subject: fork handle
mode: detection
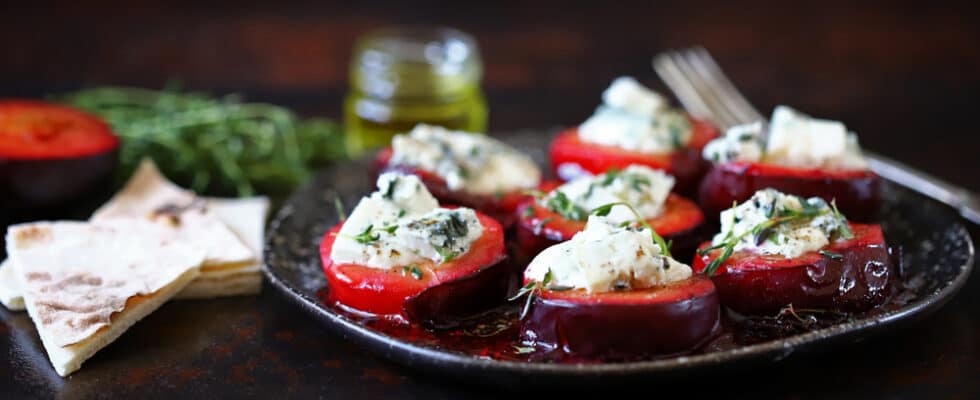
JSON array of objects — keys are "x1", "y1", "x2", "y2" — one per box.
[{"x1": 867, "y1": 152, "x2": 980, "y2": 225}]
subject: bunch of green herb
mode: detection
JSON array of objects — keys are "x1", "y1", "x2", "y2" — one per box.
[
  {"x1": 57, "y1": 86, "x2": 346, "y2": 196},
  {"x1": 698, "y1": 198, "x2": 853, "y2": 277}
]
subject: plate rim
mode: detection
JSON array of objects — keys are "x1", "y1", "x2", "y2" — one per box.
[{"x1": 262, "y1": 154, "x2": 975, "y2": 377}]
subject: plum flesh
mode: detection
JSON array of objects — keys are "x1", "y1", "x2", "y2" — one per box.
[
  {"x1": 520, "y1": 277, "x2": 720, "y2": 360},
  {"x1": 698, "y1": 162, "x2": 881, "y2": 222},
  {"x1": 692, "y1": 224, "x2": 894, "y2": 314}
]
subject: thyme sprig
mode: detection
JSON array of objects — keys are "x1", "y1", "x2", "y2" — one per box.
[
  {"x1": 509, "y1": 269, "x2": 555, "y2": 319},
  {"x1": 698, "y1": 197, "x2": 852, "y2": 277},
  {"x1": 591, "y1": 202, "x2": 672, "y2": 258},
  {"x1": 544, "y1": 191, "x2": 589, "y2": 221},
  {"x1": 350, "y1": 223, "x2": 398, "y2": 244},
  {"x1": 333, "y1": 196, "x2": 347, "y2": 222}
]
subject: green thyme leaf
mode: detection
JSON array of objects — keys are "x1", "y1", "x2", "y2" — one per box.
[
  {"x1": 435, "y1": 246, "x2": 460, "y2": 263},
  {"x1": 669, "y1": 125, "x2": 683, "y2": 149},
  {"x1": 382, "y1": 178, "x2": 397, "y2": 200},
  {"x1": 819, "y1": 250, "x2": 843, "y2": 259},
  {"x1": 354, "y1": 224, "x2": 380, "y2": 244},
  {"x1": 523, "y1": 205, "x2": 536, "y2": 218},
  {"x1": 592, "y1": 203, "x2": 615, "y2": 217},
  {"x1": 545, "y1": 191, "x2": 589, "y2": 221},
  {"x1": 510, "y1": 269, "x2": 556, "y2": 320},
  {"x1": 831, "y1": 199, "x2": 854, "y2": 240},
  {"x1": 601, "y1": 168, "x2": 621, "y2": 186},
  {"x1": 402, "y1": 265, "x2": 423, "y2": 280},
  {"x1": 334, "y1": 196, "x2": 347, "y2": 222}
]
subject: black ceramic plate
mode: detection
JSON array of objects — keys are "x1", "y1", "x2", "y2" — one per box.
[{"x1": 263, "y1": 131, "x2": 974, "y2": 387}]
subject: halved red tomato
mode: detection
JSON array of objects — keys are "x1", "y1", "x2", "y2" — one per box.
[
  {"x1": 520, "y1": 276, "x2": 720, "y2": 360},
  {"x1": 548, "y1": 117, "x2": 718, "y2": 196},
  {"x1": 0, "y1": 100, "x2": 119, "y2": 209},
  {"x1": 373, "y1": 148, "x2": 535, "y2": 228},
  {"x1": 698, "y1": 161, "x2": 881, "y2": 222},
  {"x1": 692, "y1": 223, "x2": 894, "y2": 314},
  {"x1": 320, "y1": 211, "x2": 509, "y2": 325},
  {"x1": 513, "y1": 181, "x2": 707, "y2": 263}
]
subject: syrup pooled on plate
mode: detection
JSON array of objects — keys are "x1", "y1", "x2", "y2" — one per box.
[{"x1": 317, "y1": 252, "x2": 912, "y2": 365}]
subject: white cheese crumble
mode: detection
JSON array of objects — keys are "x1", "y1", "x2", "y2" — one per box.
[
  {"x1": 330, "y1": 172, "x2": 483, "y2": 269},
  {"x1": 712, "y1": 188, "x2": 850, "y2": 258},
  {"x1": 524, "y1": 215, "x2": 692, "y2": 293},
  {"x1": 701, "y1": 121, "x2": 766, "y2": 164},
  {"x1": 541, "y1": 165, "x2": 675, "y2": 224},
  {"x1": 389, "y1": 124, "x2": 541, "y2": 195},
  {"x1": 702, "y1": 105, "x2": 868, "y2": 170},
  {"x1": 578, "y1": 76, "x2": 693, "y2": 154}
]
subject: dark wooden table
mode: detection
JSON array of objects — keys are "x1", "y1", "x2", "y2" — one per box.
[{"x1": 3, "y1": 1, "x2": 979, "y2": 398}]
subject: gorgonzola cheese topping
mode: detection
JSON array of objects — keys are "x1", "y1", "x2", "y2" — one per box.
[
  {"x1": 578, "y1": 77, "x2": 693, "y2": 154},
  {"x1": 524, "y1": 215, "x2": 692, "y2": 293},
  {"x1": 330, "y1": 173, "x2": 483, "y2": 269},
  {"x1": 701, "y1": 121, "x2": 766, "y2": 164},
  {"x1": 702, "y1": 105, "x2": 868, "y2": 170},
  {"x1": 540, "y1": 165, "x2": 675, "y2": 224},
  {"x1": 389, "y1": 124, "x2": 541, "y2": 195},
  {"x1": 711, "y1": 188, "x2": 851, "y2": 258}
]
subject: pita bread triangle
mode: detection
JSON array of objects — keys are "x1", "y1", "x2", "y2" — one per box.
[
  {"x1": 92, "y1": 159, "x2": 256, "y2": 268},
  {"x1": 6, "y1": 220, "x2": 205, "y2": 376},
  {"x1": 0, "y1": 183, "x2": 269, "y2": 310},
  {"x1": 92, "y1": 159, "x2": 266, "y2": 298}
]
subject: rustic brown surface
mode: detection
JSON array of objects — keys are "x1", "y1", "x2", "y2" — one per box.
[{"x1": 2, "y1": 1, "x2": 979, "y2": 398}]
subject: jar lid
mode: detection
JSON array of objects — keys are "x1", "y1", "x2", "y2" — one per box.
[{"x1": 350, "y1": 26, "x2": 483, "y2": 99}]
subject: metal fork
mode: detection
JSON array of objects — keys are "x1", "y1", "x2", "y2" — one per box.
[{"x1": 653, "y1": 47, "x2": 980, "y2": 225}]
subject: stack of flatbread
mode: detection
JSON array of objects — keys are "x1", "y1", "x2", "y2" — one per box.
[{"x1": 0, "y1": 159, "x2": 269, "y2": 376}]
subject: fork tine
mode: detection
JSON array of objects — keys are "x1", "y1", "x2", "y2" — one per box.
[
  {"x1": 689, "y1": 47, "x2": 764, "y2": 122},
  {"x1": 653, "y1": 53, "x2": 713, "y2": 121},
  {"x1": 680, "y1": 50, "x2": 752, "y2": 126},
  {"x1": 668, "y1": 50, "x2": 742, "y2": 129}
]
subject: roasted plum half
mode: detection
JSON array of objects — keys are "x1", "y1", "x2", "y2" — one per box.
[
  {"x1": 698, "y1": 162, "x2": 881, "y2": 222},
  {"x1": 320, "y1": 211, "x2": 510, "y2": 327},
  {"x1": 692, "y1": 223, "x2": 893, "y2": 314},
  {"x1": 0, "y1": 100, "x2": 119, "y2": 209},
  {"x1": 514, "y1": 182, "x2": 707, "y2": 263},
  {"x1": 520, "y1": 276, "x2": 720, "y2": 360},
  {"x1": 548, "y1": 117, "x2": 718, "y2": 196},
  {"x1": 373, "y1": 148, "x2": 532, "y2": 228}
]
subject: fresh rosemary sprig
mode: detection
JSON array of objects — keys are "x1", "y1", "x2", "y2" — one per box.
[{"x1": 591, "y1": 202, "x2": 672, "y2": 258}]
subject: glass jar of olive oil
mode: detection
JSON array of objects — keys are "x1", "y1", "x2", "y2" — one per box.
[{"x1": 344, "y1": 27, "x2": 488, "y2": 156}]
